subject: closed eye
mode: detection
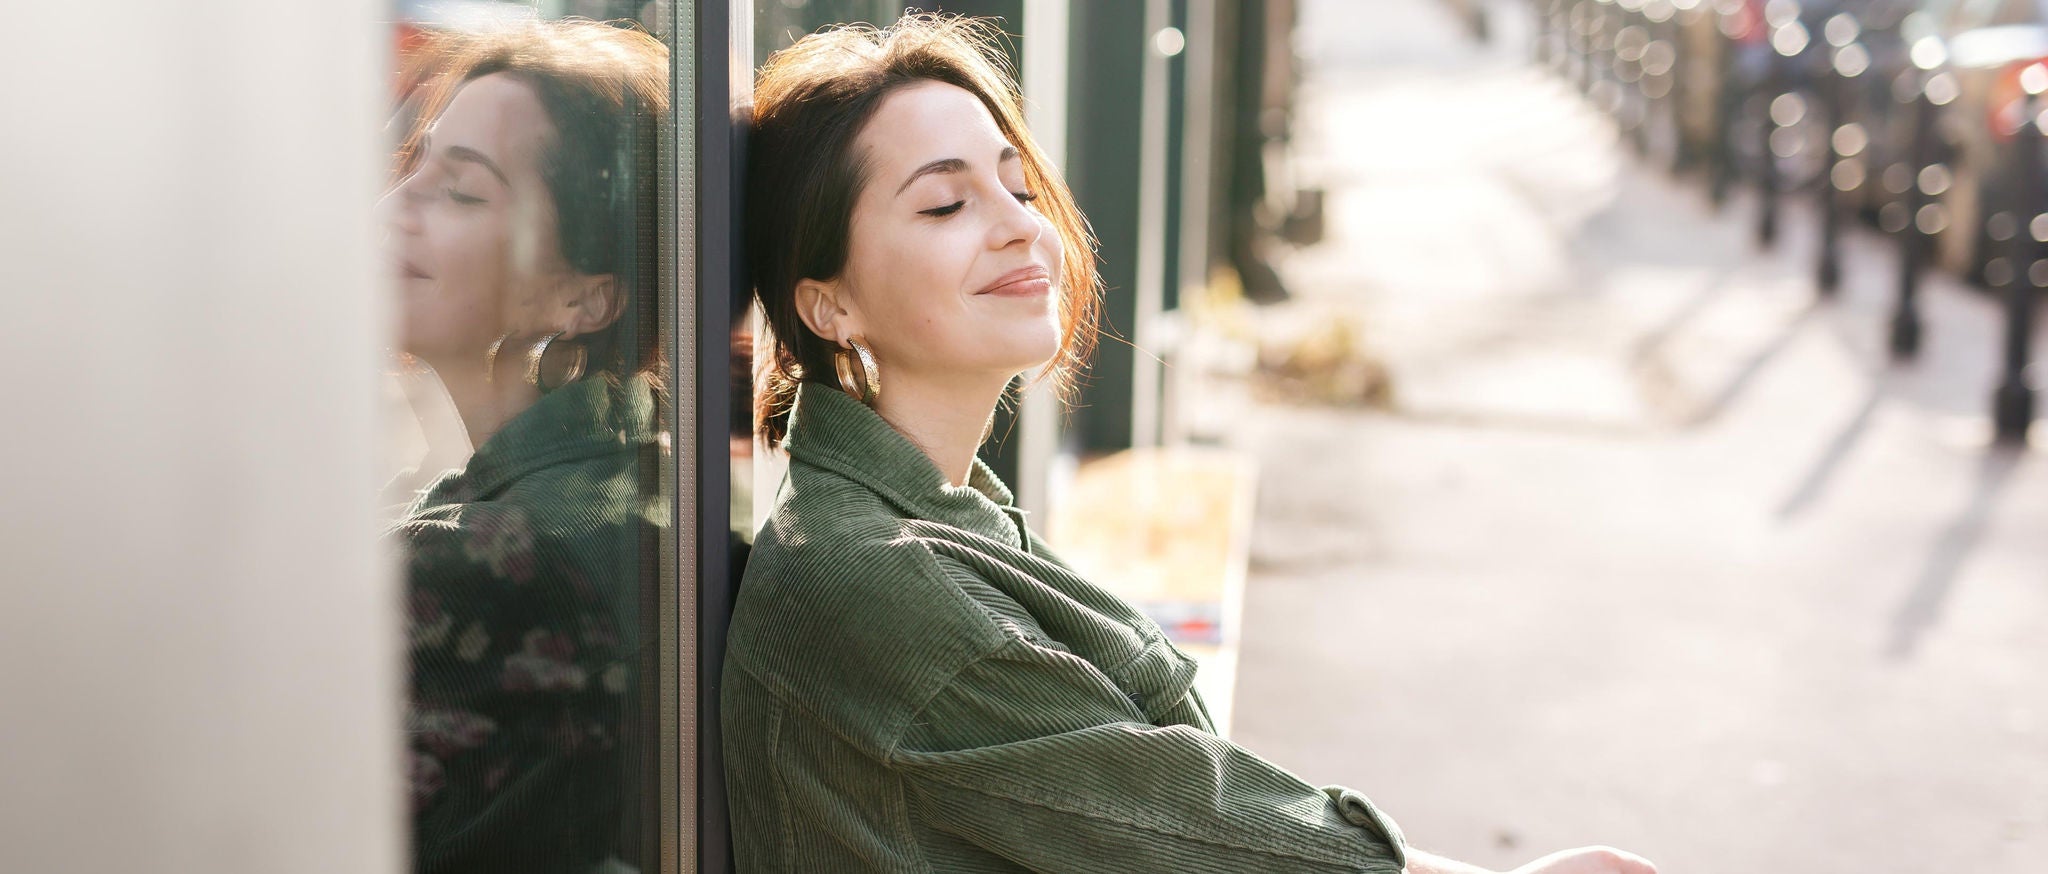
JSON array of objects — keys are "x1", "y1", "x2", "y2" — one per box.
[{"x1": 919, "y1": 192, "x2": 1036, "y2": 218}]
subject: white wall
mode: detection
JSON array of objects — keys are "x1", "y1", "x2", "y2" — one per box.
[{"x1": 0, "y1": 3, "x2": 400, "y2": 872}]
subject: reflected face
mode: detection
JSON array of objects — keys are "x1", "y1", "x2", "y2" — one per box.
[
  {"x1": 385, "y1": 73, "x2": 574, "y2": 369},
  {"x1": 830, "y1": 80, "x2": 1063, "y2": 384}
]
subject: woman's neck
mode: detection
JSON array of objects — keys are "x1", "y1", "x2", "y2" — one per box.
[
  {"x1": 427, "y1": 355, "x2": 542, "y2": 451},
  {"x1": 868, "y1": 371, "x2": 1009, "y2": 489}
]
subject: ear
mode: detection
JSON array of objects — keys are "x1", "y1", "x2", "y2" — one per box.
[
  {"x1": 556, "y1": 274, "x2": 624, "y2": 338},
  {"x1": 793, "y1": 277, "x2": 861, "y2": 347}
]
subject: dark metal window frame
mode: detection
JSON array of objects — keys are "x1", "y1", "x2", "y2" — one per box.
[{"x1": 660, "y1": 0, "x2": 746, "y2": 871}]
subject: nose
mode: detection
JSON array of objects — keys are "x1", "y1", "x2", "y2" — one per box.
[
  {"x1": 986, "y1": 185, "x2": 1044, "y2": 252},
  {"x1": 380, "y1": 172, "x2": 428, "y2": 235}
]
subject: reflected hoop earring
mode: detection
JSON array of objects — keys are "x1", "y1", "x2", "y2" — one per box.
[
  {"x1": 482, "y1": 333, "x2": 513, "y2": 384},
  {"x1": 834, "y1": 337, "x2": 880, "y2": 406},
  {"x1": 525, "y1": 331, "x2": 588, "y2": 391}
]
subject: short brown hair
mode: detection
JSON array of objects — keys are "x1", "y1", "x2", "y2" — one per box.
[
  {"x1": 393, "y1": 19, "x2": 670, "y2": 382},
  {"x1": 746, "y1": 13, "x2": 1101, "y2": 447}
]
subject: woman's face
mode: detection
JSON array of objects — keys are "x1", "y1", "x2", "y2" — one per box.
[
  {"x1": 386, "y1": 73, "x2": 598, "y2": 372},
  {"x1": 808, "y1": 80, "x2": 1064, "y2": 388}
]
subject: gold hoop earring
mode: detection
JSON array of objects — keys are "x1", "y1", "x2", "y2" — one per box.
[
  {"x1": 834, "y1": 336, "x2": 879, "y2": 405},
  {"x1": 525, "y1": 331, "x2": 588, "y2": 392},
  {"x1": 482, "y1": 333, "x2": 513, "y2": 384}
]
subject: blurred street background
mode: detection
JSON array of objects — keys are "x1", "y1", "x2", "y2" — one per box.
[{"x1": 1199, "y1": 1, "x2": 2048, "y2": 871}]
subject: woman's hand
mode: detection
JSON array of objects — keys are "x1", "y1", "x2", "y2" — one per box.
[{"x1": 1508, "y1": 846, "x2": 1657, "y2": 874}]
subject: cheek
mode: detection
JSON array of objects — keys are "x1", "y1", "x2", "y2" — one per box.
[
  {"x1": 430, "y1": 213, "x2": 513, "y2": 307},
  {"x1": 506, "y1": 198, "x2": 565, "y2": 287},
  {"x1": 849, "y1": 221, "x2": 975, "y2": 329},
  {"x1": 404, "y1": 212, "x2": 512, "y2": 353}
]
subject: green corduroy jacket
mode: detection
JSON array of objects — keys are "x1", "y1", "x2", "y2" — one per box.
[{"x1": 722, "y1": 381, "x2": 1409, "y2": 873}]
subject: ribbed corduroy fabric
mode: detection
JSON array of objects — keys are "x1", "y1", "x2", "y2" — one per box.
[{"x1": 722, "y1": 381, "x2": 1409, "y2": 873}]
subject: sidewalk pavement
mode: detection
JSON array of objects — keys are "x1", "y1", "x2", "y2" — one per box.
[{"x1": 1209, "y1": 1, "x2": 2048, "y2": 871}]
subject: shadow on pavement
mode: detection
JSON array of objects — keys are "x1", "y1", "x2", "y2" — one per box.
[
  {"x1": 1681, "y1": 300, "x2": 1825, "y2": 427},
  {"x1": 1774, "y1": 377, "x2": 1887, "y2": 521},
  {"x1": 1886, "y1": 447, "x2": 2028, "y2": 659}
]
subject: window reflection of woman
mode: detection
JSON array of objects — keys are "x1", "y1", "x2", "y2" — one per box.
[
  {"x1": 723, "y1": 15, "x2": 1653, "y2": 874},
  {"x1": 390, "y1": 39, "x2": 655, "y2": 449},
  {"x1": 383, "y1": 20, "x2": 666, "y2": 874}
]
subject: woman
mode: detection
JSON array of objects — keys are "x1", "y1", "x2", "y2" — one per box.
[
  {"x1": 723, "y1": 15, "x2": 1656, "y2": 874},
  {"x1": 384, "y1": 20, "x2": 667, "y2": 874}
]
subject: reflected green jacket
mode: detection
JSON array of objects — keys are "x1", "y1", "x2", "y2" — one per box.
[
  {"x1": 398, "y1": 373, "x2": 665, "y2": 874},
  {"x1": 722, "y1": 381, "x2": 1408, "y2": 873}
]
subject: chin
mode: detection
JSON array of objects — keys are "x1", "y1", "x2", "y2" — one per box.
[{"x1": 1001, "y1": 335, "x2": 1061, "y2": 376}]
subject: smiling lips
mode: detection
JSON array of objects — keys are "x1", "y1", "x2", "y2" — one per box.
[{"x1": 977, "y1": 265, "x2": 1051, "y2": 297}]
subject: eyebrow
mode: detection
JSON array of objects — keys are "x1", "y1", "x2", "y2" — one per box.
[
  {"x1": 443, "y1": 144, "x2": 511, "y2": 186},
  {"x1": 894, "y1": 146, "x2": 1022, "y2": 197}
]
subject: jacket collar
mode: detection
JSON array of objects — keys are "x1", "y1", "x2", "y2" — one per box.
[
  {"x1": 783, "y1": 380, "x2": 1027, "y2": 548},
  {"x1": 437, "y1": 371, "x2": 661, "y2": 503}
]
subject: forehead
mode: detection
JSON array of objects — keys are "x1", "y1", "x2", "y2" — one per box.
[
  {"x1": 433, "y1": 72, "x2": 555, "y2": 174},
  {"x1": 857, "y1": 80, "x2": 1010, "y2": 172}
]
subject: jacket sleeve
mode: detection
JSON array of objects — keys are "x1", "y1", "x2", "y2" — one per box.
[{"x1": 889, "y1": 636, "x2": 1408, "y2": 874}]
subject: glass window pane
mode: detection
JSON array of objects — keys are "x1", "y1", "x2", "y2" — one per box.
[{"x1": 380, "y1": 3, "x2": 679, "y2": 870}]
